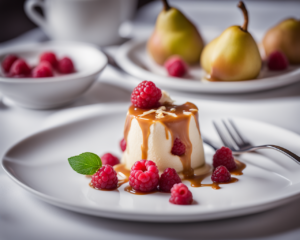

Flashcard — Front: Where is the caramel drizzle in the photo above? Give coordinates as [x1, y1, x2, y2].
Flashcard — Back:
[138, 118, 153, 160]
[124, 102, 200, 178]
[89, 160, 246, 193]
[124, 185, 158, 195]
[184, 159, 245, 189]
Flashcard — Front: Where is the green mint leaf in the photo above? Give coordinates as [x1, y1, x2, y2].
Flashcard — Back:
[68, 152, 102, 175]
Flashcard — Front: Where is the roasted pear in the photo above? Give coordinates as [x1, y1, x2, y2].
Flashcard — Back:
[201, 1, 262, 81]
[147, 0, 203, 65]
[263, 18, 300, 64]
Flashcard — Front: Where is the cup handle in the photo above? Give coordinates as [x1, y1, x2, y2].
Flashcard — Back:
[24, 0, 49, 32]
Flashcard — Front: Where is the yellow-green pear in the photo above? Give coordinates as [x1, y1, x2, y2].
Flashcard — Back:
[263, 18, 300, 64]
[147, 0, 203, 65]
[201, 1, 262, 81]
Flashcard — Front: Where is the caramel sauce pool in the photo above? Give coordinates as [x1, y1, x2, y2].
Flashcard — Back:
[183, 160, 244, 189]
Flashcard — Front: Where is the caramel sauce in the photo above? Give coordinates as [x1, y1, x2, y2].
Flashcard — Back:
[184, 174, 239, 190]
[124, 185, 158, 195]
[113, 159, 245, 194]
[183, 160, 244, 190]
[124, 102, 200, 178]
[89, 179, 128, 191]
[230, 159, 246, 175]
[114, 164, 130, 178]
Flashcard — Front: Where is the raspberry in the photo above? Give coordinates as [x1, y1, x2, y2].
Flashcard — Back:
[159, 168, 182, 192]
[40, 51, 58, 68]
[171, 138, 186, 156]
[101, 153, 120, 167]
[120, 138, 126, 152]
[268, 51, 288, 71]
[129, 160, 159, 192]
[32, 61, 53, 78]
[91, 165, 118, 189]
[58, 57, 75, 74]
[211, 165, 231, 183]
[213, 146, 236, 170]
[164, 56, 188, 77]
[131, 81, 162, 108]
[169, 183, 193, 205]
[2, 55, 18, 73]
[9, 58, 31, 77]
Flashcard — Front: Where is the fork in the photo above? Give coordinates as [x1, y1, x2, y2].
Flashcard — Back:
[213, 119, 300, 165]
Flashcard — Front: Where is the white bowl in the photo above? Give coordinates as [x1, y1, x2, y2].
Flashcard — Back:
[0, 41, 107, 109]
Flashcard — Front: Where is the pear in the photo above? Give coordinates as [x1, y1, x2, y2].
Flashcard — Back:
[147, 0, 203, 65]
[263, 18, 300, 64]
[201, 2, 261, 81]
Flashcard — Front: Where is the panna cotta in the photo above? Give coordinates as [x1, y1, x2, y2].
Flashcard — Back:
[121, 98, 206, 178]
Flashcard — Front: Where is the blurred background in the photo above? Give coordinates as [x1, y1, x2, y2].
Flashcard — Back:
[0, 0, 154, 43]
[1, 0, 299, 44]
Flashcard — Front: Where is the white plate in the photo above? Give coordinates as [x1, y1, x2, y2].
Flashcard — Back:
[2, 103, 300, 222]
[116, 39, 300, 93]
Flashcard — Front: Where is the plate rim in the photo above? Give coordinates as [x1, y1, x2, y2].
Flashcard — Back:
[2, 103, 300, 222]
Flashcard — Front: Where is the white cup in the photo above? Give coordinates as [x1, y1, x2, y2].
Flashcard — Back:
[25, 0, 137, 46]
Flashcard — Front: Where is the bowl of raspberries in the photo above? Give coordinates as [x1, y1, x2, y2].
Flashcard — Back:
[0, 41, 107, 109]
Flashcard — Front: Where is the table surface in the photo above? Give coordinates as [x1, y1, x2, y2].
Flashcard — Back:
[1, 1, 300, 240]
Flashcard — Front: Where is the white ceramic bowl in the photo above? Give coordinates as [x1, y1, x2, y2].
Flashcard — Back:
[0, 41, 107, 109]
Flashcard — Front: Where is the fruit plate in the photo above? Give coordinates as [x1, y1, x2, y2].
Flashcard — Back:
[115, 39, 300, 93]
[2, 102, 300, 222]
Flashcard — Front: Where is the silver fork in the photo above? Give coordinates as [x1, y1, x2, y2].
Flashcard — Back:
[213, 119, 300, 165]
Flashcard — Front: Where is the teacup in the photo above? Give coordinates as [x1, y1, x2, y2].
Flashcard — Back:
[25, 0, 137, 46]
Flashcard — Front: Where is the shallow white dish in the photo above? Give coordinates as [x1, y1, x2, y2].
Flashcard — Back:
[0, 41, 107, 109]
[2, 102, 300, 222]
[116, 39, 300, 93]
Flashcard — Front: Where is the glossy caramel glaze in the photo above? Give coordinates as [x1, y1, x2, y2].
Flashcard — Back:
[230, 159, 246, 175]
[113, 159, 245, 193]
[183, 159, 244, 190]
[124, 185, 158, 195]
[124, 102, 200, 178]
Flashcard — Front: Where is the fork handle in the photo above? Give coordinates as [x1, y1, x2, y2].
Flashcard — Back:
[233, 145, 300, 165]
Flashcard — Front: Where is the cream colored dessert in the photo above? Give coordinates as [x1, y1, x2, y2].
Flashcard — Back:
[121, 94, 206, 178]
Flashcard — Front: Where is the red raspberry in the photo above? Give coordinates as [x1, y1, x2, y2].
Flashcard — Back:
[120, 138, 126, 152]
[9, 59, 31, 77]
[131, 81, 162, 109]
[169, 183, 193, 205]
[129, 160, 159, 192]
[40, 51, 58, 68]
[171, 138, 186, 156]
[2, 55, 18, 73]
[58, 57, 75, 74]
[213, 146, 236, 170]
[211, 165, 231, 183]
[101, 153, 120, 167]
[91, 165, 118, 189]
[164, 56, 188, 77]
[32, 61, 53, 78]
[159, 168, 182, 192]
[268, 51, 288, 71]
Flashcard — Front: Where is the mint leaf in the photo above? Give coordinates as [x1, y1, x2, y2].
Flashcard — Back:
[68, 152, 102, 175]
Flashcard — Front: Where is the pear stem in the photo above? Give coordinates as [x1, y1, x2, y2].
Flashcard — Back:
[238, 1, 248, 32]
[162, 0, 171, 11]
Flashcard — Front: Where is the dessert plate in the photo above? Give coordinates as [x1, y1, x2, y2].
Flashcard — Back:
[2, 103, 300, 222]
[115, 39, 300, 93]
